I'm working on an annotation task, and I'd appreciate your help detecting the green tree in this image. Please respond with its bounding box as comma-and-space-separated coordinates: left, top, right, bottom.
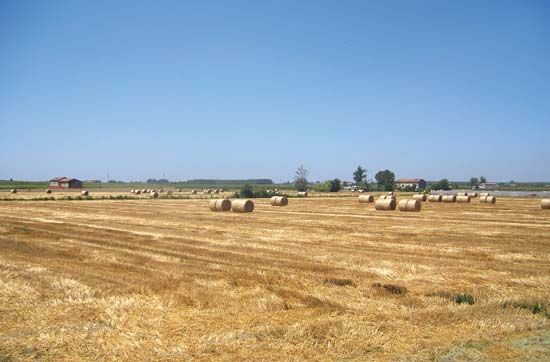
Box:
432, 179, 450, 191
480, 176, 487, 184
353, 166, 367, 188
294, 165, 309, 192
375, 170, 395, 191
470, 177, 480, 188
240, 183, 254, 198
328, 178, 341, 192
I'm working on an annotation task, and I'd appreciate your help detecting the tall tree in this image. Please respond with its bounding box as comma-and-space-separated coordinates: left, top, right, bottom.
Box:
469, 177, 480, 188
294, 165, 309, 192
375, 170, 395, 191
480, 176, 487, 184
353, 166, 367, 188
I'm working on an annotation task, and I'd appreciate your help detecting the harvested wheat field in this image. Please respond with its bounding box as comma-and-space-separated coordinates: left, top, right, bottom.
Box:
0, 197, 549, 360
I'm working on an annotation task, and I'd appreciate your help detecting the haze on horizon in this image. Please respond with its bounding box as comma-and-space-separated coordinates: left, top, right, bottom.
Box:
1, 0, 549, 183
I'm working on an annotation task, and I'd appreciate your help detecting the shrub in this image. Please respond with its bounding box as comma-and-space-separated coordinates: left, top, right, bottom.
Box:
372, 282, 407, 295
455, 293, 475, 305
323, 278, 355, 287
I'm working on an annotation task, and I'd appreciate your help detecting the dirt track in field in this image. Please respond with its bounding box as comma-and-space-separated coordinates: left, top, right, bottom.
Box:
0, 197, 549, 360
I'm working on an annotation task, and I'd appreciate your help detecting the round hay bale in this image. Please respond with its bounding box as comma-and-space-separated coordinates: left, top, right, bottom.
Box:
387, 191, 394, 195
457, 192, 467, 196
297, 191, 308, 197
46, 189, 52, 194
150, 191, 159, 198
541, 199, 550, 209
428, 195, 442, 202
10, 189, 17, 194
468, 192, 478, 198
135, 190, 141, 195
375, 198, 396, 211
480, 192, 490, 197
480, 195, 496, 204
158, 188, 164, 193
456, 195, 471, 203
141, 189, 147, 193
81, 190, 89, 196
205, 189, 212, 194
209, 199, 231, 211
378, 195, 395, 200
231, 199, 254, 213
213, 189, 220, 194
358, 195, 374, 203
271, 196, 288, 206
412, 194, 426, 202
442, 195, 456, 203
191, 190, 197, 194
219, 188, 224, 192
398, 199, 421, 212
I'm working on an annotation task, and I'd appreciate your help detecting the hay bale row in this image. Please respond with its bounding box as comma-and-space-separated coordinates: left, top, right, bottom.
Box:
468, 192, 478, 198
271, 196, 288, 206
542, 199, 550, 209
442, 195, 456, 203
358, 195, 374, 203
378, 195, 395, 200
480, 195, 496, 204
456, 195, 471, 203
412, 194, 426, 202
375, 198, 396, 211
209, 199, 231, 211
398, 199, 421, 212
428, 195, 442, 202
297, 191, 308, 197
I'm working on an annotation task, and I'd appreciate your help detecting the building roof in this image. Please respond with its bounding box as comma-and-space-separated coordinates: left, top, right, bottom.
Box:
396, 178, 423, 183
50, 177, 80, 182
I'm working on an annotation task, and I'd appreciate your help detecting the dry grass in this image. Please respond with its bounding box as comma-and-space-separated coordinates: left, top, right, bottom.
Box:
0, 197, 549, 360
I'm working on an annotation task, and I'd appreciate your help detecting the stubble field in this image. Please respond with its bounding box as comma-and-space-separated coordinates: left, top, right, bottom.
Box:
0, 196, 549, 360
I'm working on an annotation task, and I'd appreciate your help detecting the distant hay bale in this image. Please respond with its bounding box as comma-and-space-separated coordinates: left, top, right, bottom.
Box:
150, 191, 159, 198
158, 188, 164, 193
412, 194, 426, 202
45, 189, 52, 194
81, 190, 89, 196
271, 196, 288, 206
135, 190, 141, 195
378, 195, 395, 200
468, 192, 478, 198
209, 199, 231, 211
387, 191, 394, 195
457, 192, 467, 196
10, 189, 17, 194
480, 192, 490, 197
176, 188, 181, 192
398, 199, 421, 212
213, 189, 220, 194
442, 195, 456, 203
428, 195, 442, 202
219, 188, 224, 192
541, 199, 550, 209
231, 199, 254, 213
375, 198, 396, 211
480, 195, 496, 204
456, 195, 471, 203
205, 189, 212, 194
141, 189, 147, 193
358, 195, 374, 203
191, 190, 197, 194
297, 191, 308, 197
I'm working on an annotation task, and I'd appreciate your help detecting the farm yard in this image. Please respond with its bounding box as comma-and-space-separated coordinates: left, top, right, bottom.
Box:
1, 196, 549, 360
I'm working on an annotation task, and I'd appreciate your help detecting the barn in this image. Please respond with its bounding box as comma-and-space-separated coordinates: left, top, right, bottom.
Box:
396, 178, 426, 191
49, 177, 83, 189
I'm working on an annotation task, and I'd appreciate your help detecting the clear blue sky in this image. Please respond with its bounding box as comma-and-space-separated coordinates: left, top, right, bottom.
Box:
1, 0, 549, 182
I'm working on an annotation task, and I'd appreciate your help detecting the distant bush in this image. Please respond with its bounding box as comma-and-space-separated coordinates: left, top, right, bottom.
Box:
237, 184, 273, 198
323, 278, 355, 287
372, 282, 407, 295
502, 300, 549, 318
454, 293, 475, 305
